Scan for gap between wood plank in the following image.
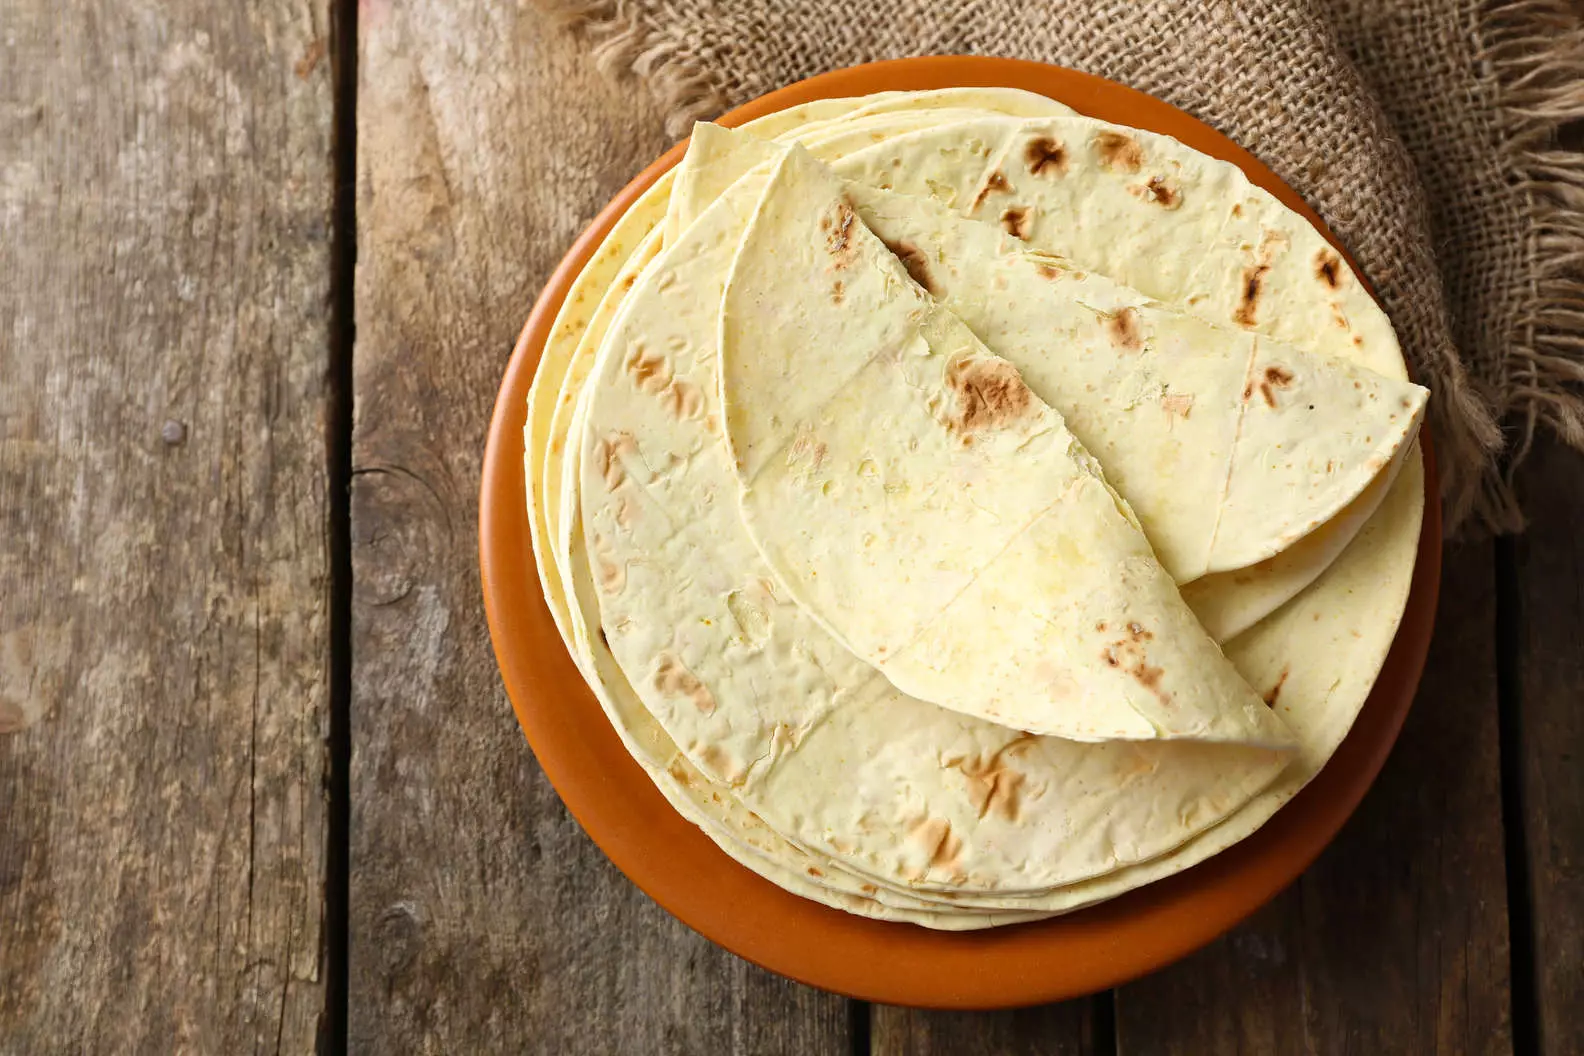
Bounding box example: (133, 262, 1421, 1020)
(1092, 988, 1117, 1053)
(850, 1000, 870, 1055)
(1495, 536, 1539, 1056)
(325, 0, 358, 1051)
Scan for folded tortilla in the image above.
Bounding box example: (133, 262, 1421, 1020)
(539, 91, 1078, 654)
(720, 147, 1298, 745)
(682, 123, 1425, 634)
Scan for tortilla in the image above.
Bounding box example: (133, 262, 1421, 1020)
(719, 147, 1296, 745)
(541, 93, 1077, 647)
(524, 91, 1427, 927)
(840, 182, 1427, 581)
(575, 164, 1294, 899)
(681, 123, 1425, 636)
(666, 87, 1074, 240)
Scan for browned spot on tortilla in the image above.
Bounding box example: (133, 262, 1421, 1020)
(696, 743, 744, 784)
(624, 344, 672, 394)
(944, 735, 1036, 822)
(860, 883, 877, 895)
(1025, 136, 1068, 176)
(1263, 666, 1291, 707)
(1234, 264, 1271, 327)
(1102, 622, 1173, 704)
(831, 279, 845, 304)
(596, 556, 625, 594)
(1232, 202, 1244, 217)
(1095, 620, 1108, 632)
(592, 432, 638, 490)
(659, 378, 704, 420)
(824, 197, 858, 266)
(909, 817, 963, 870)
(971, 169, 1010, 209)
(620, 271, 638, 291)
(1161, 393, 1194, 418)
(942, 356, 1034, 435)
(1128, 175, 1182, 209)
(787, 428, 828, 472)
(1256, 365, 1296, 408)
(1095, 131, 1144, 173)
(654, 652, 716, 716)
(1315, 249, 1344, 289)
(1035, 261, 1065, 280)
(626, 344, 703, 421)
(1000, 207, 1030, 238)
(806, 866, 823, 878)
(1104, 307, 1144, 352)
(881, 237, 935, 293)
(1353, 334, 1364, 347)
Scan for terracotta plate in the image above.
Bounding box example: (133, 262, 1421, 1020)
(480, 56, 1442, 1008)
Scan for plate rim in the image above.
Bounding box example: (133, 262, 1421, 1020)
(480, 55, 1443, 1009)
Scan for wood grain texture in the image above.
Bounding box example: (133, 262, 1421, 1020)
(1115, 541, 1512, 1054)
(1513, 441, 1584, 1056)
(349, 6, 852, 1051)
(0, 1, 333, 1052)
(873, 1000, 1094, 1056)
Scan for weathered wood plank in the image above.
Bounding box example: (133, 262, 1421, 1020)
(1115, 541, 1511, 1054)
(873, 1000, 1094, 1056)
(349, 6, 852, 1051)
(0, 1, 334, 1051)
(1513, 440, 1584, 1055)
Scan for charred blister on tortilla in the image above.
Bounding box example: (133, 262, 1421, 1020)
(1104, 306, 1144, 352)
(970, 169, 1011, 209)
(1097, 620, 1172, 705)
(1315, 247, 1346, 289)
(1094, 130, 1144, 173)
(592, 431, 638, 490)
(1000, 206, 1032, 238)
(1024, 135, 1068, 176)
(1129, 174, 1182, 209)
(819, 196, 860, 267)
(1239, 364, 1296, 409)
(937, 354, 1035, 437)
(880, 236, 936, 293)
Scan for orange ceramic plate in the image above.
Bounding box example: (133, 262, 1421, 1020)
(480, 56, 1441, 1008)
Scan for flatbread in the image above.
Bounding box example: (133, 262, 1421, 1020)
(576, 166, 1294, 898)
(720, 147, 1297, 745)
(524, 92, 1427, 927)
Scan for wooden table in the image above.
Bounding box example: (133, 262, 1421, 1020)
(2, 2, 1579, 1052)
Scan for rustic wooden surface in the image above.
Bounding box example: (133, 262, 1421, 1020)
(348, 3, 850, 1052)
(0, 1, 333, 1052)
(1513, 441, 1584, 1056)
(1116, 542, 1511, 1054)
(3, 1, 1582, 1053)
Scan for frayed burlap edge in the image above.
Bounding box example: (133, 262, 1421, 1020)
(541, 0, 1584, 536)
(540, 0, 730, 136)
(1478, 0, 1584, 531)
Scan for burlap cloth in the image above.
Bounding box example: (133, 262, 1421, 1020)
(544, 0, 1584, 535)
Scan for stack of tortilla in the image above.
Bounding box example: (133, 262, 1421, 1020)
(525, 89, 1428, 929)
